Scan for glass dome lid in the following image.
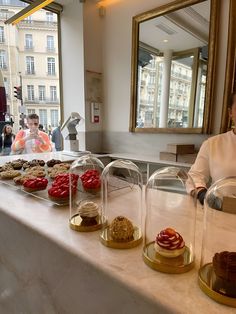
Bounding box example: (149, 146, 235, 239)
(100, 159, 143, 249)
(198, 177, 236, 307)
(69, 154, 105, 232)
(143, 167, 197, 274)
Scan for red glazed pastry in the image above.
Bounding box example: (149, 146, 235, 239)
(48, 173, 79, 203)
(154, 228, 185, 258)
(80, 169, 101, 193)
(23, 177, 48, 192)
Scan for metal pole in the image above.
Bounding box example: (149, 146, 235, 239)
(19, 72, 24, 128)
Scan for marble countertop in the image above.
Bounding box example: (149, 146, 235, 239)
(0, 182, 234, 313)
(109, 153, 192, 167)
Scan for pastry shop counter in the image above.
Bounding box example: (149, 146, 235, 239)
(0, 185, 234, 313)
(0, 151, 76, 164)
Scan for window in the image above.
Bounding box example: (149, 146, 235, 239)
(27, 85, 34, 101)
(25, 34, 33, 49)
(47, 35, 54, 51)
(25, 15, 32, 23)
(27, 109, 36, 115)
(50, 86, 57, 101)
(3, 77, 8, 96)
(0, 50, 7, 69)
(0, 26, 4, 43)
(38, 85, 46, 101)
(26, 56, 35, 74)
(39, 109, 47, 127)
(46, 12, 53, 23)
(0, 1, 62, 134)
(47, 57, 55, 75)
(50, 109, 58, 127)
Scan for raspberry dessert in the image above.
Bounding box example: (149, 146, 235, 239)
(23, 177, 48, 192)
(80, 169, 101, 193)
(48, 173, 79, 203)
(154, 228, 185, 258)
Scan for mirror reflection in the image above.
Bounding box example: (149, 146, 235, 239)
(136, 1, 210, 129)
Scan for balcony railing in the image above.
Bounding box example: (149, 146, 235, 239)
(0, 63, 7, 70)
(24, 97, 59, 104)
(24, 46, 34, 51)
(25, 70, 35, 75)
(18, 20, 57, 29)
(47, 72, 56, 76)
(46, 47, 56, 52)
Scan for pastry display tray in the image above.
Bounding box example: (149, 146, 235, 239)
(0, 177, 68, 207)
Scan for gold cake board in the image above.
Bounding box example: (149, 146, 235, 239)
(143, 241, 194, 274)
(198, 263, 236, 307)
(100, 226, 142, 249)
(70, 214, 104, 232)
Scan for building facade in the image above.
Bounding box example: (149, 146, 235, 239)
(0, 0, 60, 132)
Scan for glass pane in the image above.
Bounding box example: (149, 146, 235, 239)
(168, 55, 193, 128)
(0, 0, 61, 148)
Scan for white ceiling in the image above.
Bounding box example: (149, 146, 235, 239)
(139, 0, 210, 52)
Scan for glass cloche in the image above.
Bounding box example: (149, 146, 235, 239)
(69, 154, 105, 232)
(199, 177, 236, 307)
(143, 167, 196, 274)
(100, 159, 143, 249)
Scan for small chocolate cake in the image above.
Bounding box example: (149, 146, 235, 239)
(212, 251, 236, 297)
(46, 159, 62, 167)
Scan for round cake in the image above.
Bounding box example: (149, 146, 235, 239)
(78, 201, 99, 226)
(109, 216, 134, 242)
(154, 228, 185, 258)
(46, 159, 62, 167)
(81, 169, 101, 193)
(213, 251, 236, 297)
(23, 177, 48, 192)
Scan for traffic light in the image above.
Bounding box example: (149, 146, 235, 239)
(14, 86, 22, 100)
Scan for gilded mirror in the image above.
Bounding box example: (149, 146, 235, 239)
(130, 0, 219, 133)
(221, 0, 236, 133)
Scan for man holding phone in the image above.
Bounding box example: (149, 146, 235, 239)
(11, 113, 52, 154)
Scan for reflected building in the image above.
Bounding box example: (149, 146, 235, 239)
(138, 54, 205, 128)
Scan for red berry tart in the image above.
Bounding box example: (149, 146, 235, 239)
(48, 173, 79, 204)
(154, 228, 185, 258)
(80, 169, 101, 193)
(23, 177, 48, 192)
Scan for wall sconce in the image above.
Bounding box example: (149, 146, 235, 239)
(99, 6, 106, 17)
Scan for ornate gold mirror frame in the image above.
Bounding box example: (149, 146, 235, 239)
(130, 0, 219, 134)
(220, 0, 236, 133)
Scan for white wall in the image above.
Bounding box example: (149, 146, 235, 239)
(60, 1, 85, 149)
(60, 0, 230, 154)
(99, 0, 230, 154)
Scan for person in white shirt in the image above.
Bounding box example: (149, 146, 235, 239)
(188, 92, 236, 204)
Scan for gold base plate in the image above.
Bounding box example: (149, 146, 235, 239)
(143, 241, 194, 274)
(70, 214, 104, 232)
(100, 226, 142, 249)
(198, 263, 236, 307)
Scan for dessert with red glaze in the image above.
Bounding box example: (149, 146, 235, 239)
(48, 173, 79, 203)
(155, 228, 185, 258)
(23, 177, 48, 192)
(213, 251, 236, 297)
(80, 169, 101, 193)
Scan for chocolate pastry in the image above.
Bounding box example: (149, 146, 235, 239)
(213, 251, 236, 297)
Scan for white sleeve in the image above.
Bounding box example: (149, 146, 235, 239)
(187, 140, 210, 192)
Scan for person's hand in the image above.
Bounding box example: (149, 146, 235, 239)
(35, 134, 45, 144)
(24, 131, 38, 141)
(197, 188, 207, 205)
